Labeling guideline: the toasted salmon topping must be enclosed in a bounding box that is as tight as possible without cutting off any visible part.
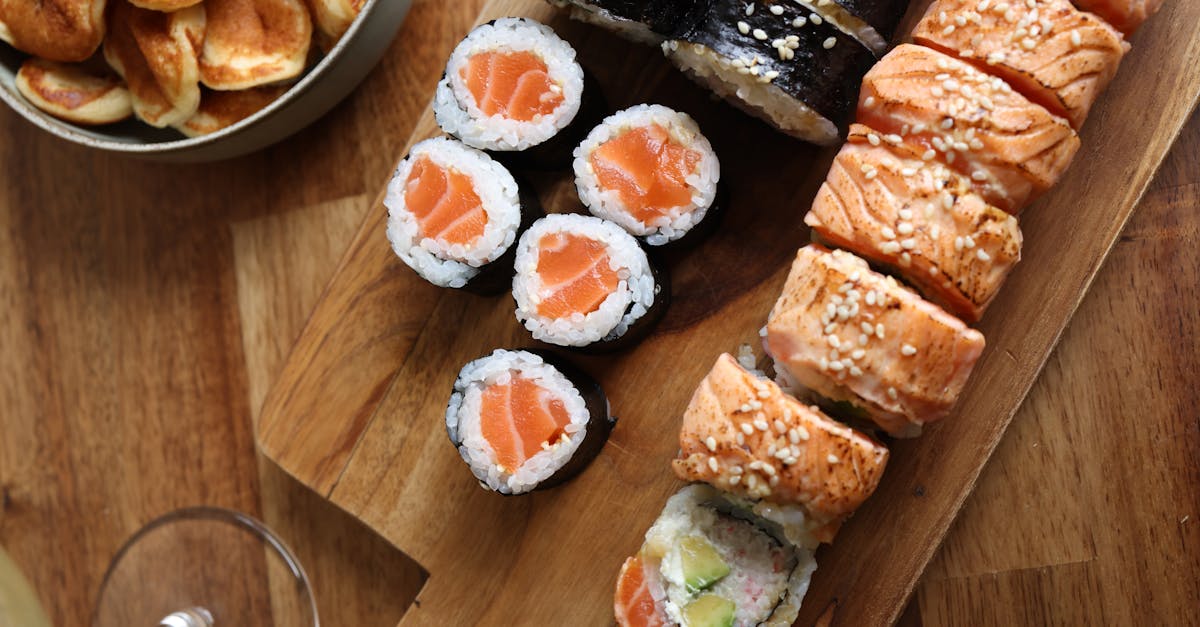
[480,377,571,472]
[461,50,564,121]
[535,233,619,319]
[404,156,488,247]
[590,124,702,222]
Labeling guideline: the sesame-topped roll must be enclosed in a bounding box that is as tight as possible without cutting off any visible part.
[913,0,1129,130]
[806,124,1023,322]
[765,245,986,437]
[673,353,889,546]
[664,0,877,145]
[858,44,1080,214]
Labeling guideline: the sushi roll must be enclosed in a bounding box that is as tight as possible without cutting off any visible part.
[673,353,890,546]
[764,245,986,437]
[512,214,667,351]
[663,0,877,145]
[574,104,722,247]
[790,0,913,55]
[912,0,1129,129]
[548,0,709,44]
[613,485,818,627]
[1071,0,1163,35]
[857,44,1080,214]
[434,18,603,168]
[384,137,538,294]
[445,349,613,494]
[806,124,1023,322]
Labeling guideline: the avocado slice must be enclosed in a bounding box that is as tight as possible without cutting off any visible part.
[680,535,731,593]
[683,593,736,627]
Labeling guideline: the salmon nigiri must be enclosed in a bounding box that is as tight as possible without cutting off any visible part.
[858,44,1080,214]
[913,0,1129,130]
[806,124,1023,322]
[765,245,986,437]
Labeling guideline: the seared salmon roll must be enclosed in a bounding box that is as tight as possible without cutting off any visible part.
[806,124,1023,322]
[765,245,986,437]
[664,0,876,145]
[574,104,721,247]
[512,214,667,351]
[913,0,1129,130]
[615,485,818,627]
[435,18,604,168]
[673,354,889,545]
[1071,0,1163,35]
[446,349,613,494]
[858,44,1080,214]
[385,137,539,294]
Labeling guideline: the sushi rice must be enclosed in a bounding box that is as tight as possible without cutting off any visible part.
[574,104,721,246]
[513,214,658,347]
[384,137,522,288]
[446,349,591,494]
[435,18,585,152]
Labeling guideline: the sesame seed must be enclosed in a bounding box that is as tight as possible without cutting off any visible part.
[745,2,754,15]
[876,323,885,339]
[888,387,898,399]
[769,4,784,14]
[881,226,896,240]
[941,118,955,130]
[708,456,720,472]
[1071,31,1082,46]
[897,222,914,235]
[859,334,869,346]
[746,474,758,488]
[900,238,917,250]
[748,460,763,470]
[731,465,743,475]
[737,20,750,34]
[965,236,976,248]
[705,436,718,451]
[851,349,866,360]
[811,13,823,25]
[850,366,863,376]
[828,360,845,371]
[774,419,787,433]
[865,291,877,306]
[739,403,752,413]
[867,133,881,146]
[901,344,918,356]
[823,37,837,50]
[736,432,745,445]
[754,419,770,431]
[955,236,965,251]
[753,28,768,40]
[796,426,810,441]
[788,428,800,444]
[783,456,797,465]
[729,475,741,485]
[827,454,840,464]
[881,241,902,254]
[901,167,918,177]
[761,464,776,476]
[741,423,755,435]
[977,249,992,261]
[828,335,841,348]
[864,96,877,108]
[792,16,806,27]
[922,149,936,161]
[972,171,988,181]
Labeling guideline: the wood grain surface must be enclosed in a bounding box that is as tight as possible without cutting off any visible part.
[0,2,1195,627]
[253,1,1200,625]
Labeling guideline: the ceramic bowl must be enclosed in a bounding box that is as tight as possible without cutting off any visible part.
[0,0,411,162]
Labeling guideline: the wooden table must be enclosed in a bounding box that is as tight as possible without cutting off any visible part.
[0,1,1196,625]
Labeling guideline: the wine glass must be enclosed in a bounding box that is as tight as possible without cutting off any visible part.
[92,507,318,627]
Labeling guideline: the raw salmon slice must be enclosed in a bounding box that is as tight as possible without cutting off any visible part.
[404,156,488,246]
[806,124,1023,322]
[913,0,1129,130]
[614,555,668,627]
[590,123,702,222]
[535,232,619,319]
[765,245,986,436]
[673,354,889,544]
[1072,0,1163,34]
[479,376,571,472]
[858,44,1080,214]
[461,50,564,121]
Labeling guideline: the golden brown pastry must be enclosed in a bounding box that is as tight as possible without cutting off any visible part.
[304,0,365,48]
[174,85,288,137]
[199,0,312,91]
[15,57,133,125]
[103,1,204,127]
[0,0,107,62]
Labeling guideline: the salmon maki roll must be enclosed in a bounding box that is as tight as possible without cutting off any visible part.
[913,0,1129,130]
[765,245,986,436]
[435,18,604,167]
[512,214,666,350]
[858,44,1080,214]
[806,124,1023,322]
[1072,0,1163,35]
[575,105,721,247]
[673,353,889,545]
[446,349,613,494]
[385,137,539,294]
[619,485,818,627]
[664,0,876,145]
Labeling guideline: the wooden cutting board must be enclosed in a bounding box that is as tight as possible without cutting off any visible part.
[255,1,1200,624]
